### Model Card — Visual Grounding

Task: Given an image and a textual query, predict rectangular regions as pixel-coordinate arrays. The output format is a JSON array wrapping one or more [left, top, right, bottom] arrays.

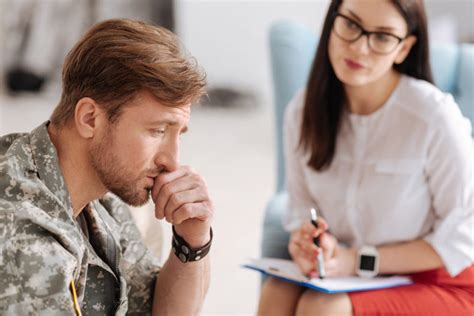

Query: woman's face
[[328, 0, 417, 87]]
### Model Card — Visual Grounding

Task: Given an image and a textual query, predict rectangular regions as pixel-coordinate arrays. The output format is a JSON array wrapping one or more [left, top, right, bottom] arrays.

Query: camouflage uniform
[[0, 122, 161, 315]]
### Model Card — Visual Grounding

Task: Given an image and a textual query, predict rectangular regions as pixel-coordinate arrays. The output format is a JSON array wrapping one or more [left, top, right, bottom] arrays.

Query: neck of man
[[344, 70, 401, 115], [48, 122, 108, 217]]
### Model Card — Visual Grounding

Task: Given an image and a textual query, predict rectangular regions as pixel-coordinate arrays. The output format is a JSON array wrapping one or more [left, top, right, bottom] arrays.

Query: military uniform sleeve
[[0, 202, 78, 315], [100, 195, 162, 314]]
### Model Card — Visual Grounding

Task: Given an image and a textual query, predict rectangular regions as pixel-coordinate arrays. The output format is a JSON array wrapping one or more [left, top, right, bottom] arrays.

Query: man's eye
[[151, 129, 165, 136]]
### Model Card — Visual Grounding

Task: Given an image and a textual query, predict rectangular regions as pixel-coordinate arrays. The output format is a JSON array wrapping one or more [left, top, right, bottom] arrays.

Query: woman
[[258, 0, 473, 315]]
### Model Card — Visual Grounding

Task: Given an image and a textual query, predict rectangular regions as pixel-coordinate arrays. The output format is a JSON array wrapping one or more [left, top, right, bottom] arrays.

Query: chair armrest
[[269, 20, 318, 192], [457, 44, 474, 130], [261, 191, 291, 259]]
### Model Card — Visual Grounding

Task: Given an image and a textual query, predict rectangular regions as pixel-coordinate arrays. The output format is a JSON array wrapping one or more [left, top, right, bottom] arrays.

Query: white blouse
[[283, 75, 473, 277]]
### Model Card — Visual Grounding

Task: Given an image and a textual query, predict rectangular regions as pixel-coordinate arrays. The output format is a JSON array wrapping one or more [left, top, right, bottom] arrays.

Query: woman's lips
[[344, 58, 365, 70]]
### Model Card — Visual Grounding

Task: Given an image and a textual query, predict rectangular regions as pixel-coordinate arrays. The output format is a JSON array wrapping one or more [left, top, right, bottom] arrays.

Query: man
[[0, 19, 212, 315]]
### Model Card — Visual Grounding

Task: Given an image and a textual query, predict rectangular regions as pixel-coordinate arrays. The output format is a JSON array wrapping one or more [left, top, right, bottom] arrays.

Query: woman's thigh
[[258, 277, 306, 316]]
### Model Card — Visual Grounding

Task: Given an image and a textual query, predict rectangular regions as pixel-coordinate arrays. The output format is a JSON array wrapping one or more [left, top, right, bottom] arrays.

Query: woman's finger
[[319, 233, 338, 260], [294, 256, 316, 276]]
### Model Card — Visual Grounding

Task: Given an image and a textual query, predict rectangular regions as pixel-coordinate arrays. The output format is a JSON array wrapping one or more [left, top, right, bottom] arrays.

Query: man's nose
[[155, 138, 180, 173]]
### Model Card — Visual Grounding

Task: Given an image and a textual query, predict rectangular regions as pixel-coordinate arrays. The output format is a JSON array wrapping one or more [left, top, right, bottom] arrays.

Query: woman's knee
[[295, 291, 353, 316]]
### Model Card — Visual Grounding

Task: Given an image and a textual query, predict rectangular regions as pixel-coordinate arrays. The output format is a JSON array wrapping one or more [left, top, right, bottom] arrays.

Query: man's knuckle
[[178, 203, 188, 212], [169, 193, 179, 205], [182, 165, 192, 173], [162, 184, 172, 196], [190, 174, 199, 182]]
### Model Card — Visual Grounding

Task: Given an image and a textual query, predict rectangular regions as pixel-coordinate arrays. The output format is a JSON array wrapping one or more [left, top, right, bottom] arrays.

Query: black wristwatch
[[172, 226, 213, 263]]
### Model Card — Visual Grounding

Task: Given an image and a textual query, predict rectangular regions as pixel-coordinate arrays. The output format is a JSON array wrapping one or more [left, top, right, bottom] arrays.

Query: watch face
[[360, 254, 376, 271]]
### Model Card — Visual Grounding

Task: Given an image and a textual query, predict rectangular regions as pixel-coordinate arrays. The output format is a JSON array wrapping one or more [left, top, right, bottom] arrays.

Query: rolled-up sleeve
[[423, 94, 474, 277]]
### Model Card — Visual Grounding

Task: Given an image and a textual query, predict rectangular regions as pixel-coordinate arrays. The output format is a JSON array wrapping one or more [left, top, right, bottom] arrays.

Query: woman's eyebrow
[[346, 9, 363, 23], [346, 8, 397, 32]]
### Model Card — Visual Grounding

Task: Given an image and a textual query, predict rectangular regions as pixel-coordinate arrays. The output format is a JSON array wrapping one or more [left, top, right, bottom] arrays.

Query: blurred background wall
[[176, 0, 474, 110], [0, 1, 472, 315], [2, 0, 472, 104]]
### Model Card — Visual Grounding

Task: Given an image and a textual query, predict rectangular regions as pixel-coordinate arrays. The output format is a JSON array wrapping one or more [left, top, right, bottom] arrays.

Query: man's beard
[[89, 132, 152, 207]]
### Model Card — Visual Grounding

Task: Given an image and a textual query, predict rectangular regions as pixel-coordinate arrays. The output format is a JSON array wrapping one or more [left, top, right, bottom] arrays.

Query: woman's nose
[[349, 34, 371, 55]]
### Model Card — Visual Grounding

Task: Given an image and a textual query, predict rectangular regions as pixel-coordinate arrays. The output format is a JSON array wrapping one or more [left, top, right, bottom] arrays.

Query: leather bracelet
[[172, 226, 213, 263]]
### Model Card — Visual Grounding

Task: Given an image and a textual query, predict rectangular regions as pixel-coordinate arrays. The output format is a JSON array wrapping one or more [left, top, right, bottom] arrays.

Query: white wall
[[175, 0, 474, 107], [425, 0, 474, 43], [175, 0, 330, 105]]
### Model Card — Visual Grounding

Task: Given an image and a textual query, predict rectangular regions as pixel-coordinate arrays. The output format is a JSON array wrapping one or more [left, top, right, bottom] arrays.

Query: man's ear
[[74, 97, 104, 139], [394, 35, 417, 65]]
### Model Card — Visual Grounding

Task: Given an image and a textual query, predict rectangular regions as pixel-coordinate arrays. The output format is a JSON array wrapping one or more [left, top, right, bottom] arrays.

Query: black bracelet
[[172, 226, 213, 263]]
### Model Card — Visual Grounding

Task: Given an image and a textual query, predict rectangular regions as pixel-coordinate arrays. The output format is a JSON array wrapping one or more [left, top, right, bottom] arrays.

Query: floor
[[0, 90, 276, 315]]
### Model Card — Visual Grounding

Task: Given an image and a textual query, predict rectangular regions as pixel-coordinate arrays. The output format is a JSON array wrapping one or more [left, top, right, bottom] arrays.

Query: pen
[[310, 207, 326, 279]]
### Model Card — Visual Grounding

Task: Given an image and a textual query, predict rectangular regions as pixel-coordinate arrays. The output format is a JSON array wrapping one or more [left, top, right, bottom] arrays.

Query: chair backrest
[[269, 20, 474, 193]]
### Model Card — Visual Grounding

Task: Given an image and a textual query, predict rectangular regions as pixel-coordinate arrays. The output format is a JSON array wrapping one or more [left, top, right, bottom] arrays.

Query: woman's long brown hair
[[300, 0, 433, 171]]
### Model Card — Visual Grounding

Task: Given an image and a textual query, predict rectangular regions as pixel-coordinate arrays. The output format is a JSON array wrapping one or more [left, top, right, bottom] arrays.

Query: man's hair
[[51, 18, 206, 126]]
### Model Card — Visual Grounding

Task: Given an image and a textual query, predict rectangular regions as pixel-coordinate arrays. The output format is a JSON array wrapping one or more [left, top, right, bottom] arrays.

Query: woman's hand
[[319, 233, 357, 278], [288, 218, 357, 278], [288, 219, 328, 276]]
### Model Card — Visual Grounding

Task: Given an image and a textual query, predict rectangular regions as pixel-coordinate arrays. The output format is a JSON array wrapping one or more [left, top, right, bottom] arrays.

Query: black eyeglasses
[[332, 13, 406, 54]]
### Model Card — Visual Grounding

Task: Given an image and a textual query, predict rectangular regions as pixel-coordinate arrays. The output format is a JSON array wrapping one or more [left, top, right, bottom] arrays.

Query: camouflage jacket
[[0, 122, 161, 315]]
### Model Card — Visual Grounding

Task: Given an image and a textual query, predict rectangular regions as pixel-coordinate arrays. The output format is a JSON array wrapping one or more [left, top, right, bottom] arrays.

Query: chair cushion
[[430, 44, 459, 94]]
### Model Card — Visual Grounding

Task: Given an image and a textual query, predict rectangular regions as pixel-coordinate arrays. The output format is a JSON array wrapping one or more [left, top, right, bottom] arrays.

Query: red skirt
[[349, 265, 474, 316]]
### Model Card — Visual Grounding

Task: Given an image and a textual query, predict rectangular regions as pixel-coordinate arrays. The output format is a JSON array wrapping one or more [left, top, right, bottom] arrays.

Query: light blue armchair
[[261, 20, 474, 260]]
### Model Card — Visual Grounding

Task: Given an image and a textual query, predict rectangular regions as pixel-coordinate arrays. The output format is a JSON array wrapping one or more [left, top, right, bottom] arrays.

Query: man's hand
[[151, 166, 213, 248]]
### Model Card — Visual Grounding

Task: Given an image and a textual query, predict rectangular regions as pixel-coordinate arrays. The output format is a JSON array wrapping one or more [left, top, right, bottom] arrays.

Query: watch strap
[[172, 226, 213, 263]]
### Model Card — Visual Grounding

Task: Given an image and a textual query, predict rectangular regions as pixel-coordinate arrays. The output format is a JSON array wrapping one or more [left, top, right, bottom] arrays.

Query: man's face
[[89, 90, 190, 206]]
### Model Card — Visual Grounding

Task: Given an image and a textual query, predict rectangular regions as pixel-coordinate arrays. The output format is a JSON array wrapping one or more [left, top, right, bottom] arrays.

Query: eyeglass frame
[[332, 12, 408, 55]]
